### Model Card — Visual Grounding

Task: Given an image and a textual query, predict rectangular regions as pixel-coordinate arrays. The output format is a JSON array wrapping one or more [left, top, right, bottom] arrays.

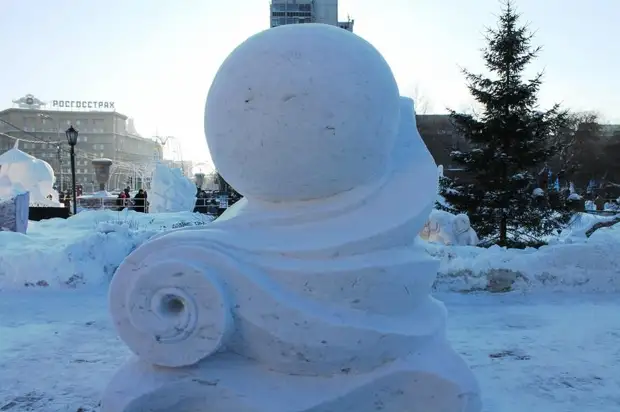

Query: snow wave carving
[[103, 23, 480, 412]]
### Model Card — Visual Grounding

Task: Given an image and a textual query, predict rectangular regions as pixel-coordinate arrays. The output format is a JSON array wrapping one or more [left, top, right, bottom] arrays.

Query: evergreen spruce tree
[[439, 0, 570, 247]]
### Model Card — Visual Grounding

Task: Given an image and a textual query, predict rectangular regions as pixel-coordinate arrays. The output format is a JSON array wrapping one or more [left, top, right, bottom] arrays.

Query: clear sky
[[1, 0, 618, 163]]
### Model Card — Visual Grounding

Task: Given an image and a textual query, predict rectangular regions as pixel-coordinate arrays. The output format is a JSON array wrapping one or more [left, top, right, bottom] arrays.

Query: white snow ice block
[[148, 163, 197, 213], [0, 191, 29, 233], [103, 23, 481, 412]]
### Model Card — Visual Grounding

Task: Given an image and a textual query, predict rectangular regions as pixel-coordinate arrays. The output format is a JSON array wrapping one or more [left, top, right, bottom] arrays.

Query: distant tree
[[600, 131, 620, 195], [439, 0, 571, 247], [552, 112, 604, 188], [411, 84, 431, 114]]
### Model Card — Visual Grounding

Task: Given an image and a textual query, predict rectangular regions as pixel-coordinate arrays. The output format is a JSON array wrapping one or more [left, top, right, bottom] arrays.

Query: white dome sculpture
[[0, 141, 58, 204], [205, 24, 400, 203]]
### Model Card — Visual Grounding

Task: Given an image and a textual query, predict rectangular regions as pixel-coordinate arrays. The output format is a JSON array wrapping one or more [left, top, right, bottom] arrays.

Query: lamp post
[[65, 125, 79, 215]]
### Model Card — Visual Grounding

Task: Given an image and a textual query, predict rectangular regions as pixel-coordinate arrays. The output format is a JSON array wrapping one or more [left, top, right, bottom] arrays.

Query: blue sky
[[1, 0, 618, 162]]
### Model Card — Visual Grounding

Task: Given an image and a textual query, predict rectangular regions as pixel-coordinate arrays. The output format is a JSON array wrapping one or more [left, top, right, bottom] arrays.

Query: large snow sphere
[[205, 23, 400, 202]]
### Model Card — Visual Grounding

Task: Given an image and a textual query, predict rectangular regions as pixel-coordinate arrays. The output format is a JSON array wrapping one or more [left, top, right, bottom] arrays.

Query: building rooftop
[[0, 107, 129, 120]]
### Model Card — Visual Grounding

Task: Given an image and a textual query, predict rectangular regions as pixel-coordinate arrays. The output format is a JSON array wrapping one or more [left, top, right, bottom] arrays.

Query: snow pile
[[148, 163, 197, 213], [0, 210, 213, 290], [556, 212, 620, 241], [429, 220, 620, 293], [1, 206, 618, 295], [0, 143, 60, 206]]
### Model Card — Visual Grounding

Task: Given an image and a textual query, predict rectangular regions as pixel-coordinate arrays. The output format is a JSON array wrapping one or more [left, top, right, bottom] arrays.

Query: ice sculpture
[[0, 142, 59, 205], [102, 24, 481, 412], [420, 209, 479, 246], [148, 163, 196, 213]]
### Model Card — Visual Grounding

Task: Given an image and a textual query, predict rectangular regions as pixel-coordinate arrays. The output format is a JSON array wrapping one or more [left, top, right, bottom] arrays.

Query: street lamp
[[65, 125, 79, 215]]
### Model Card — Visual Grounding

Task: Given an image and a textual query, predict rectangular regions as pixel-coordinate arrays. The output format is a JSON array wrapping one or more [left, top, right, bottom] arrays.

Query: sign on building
[[52, 100, 115, 110]]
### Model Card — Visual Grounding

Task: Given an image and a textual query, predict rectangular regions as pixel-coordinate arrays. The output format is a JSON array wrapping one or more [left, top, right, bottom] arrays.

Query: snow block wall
[[102, 24, 481, 412]]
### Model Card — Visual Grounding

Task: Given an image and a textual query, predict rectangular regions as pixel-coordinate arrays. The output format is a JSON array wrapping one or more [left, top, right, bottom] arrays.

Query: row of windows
[[16, 136, 90, 149], [21, 126, 106, 134], [271, 17, 313, 26], [271, 11, 312, 17], [61, 169, 93, 175], [271, 3, 312, 12]]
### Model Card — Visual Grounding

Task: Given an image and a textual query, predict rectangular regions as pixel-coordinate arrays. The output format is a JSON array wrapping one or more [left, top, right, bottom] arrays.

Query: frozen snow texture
[[0, 143, 59, 205], [429, 219, 620, 293], [148, 163, 196, 213], [205, 24, 400, 203], [420, 209, 479, 246], [103, 24, 480, 412]]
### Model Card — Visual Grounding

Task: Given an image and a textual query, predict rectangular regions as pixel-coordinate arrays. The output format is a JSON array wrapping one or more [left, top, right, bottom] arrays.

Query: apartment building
[[269, 0, 354, 31], [0, 94, 163, 192]]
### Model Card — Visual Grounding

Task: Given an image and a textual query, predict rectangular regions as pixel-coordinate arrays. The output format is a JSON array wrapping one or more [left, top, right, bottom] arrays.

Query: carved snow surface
[[0, 143, 59, 205], [148, 163, 197, 213], [103, 23, 480, 412]]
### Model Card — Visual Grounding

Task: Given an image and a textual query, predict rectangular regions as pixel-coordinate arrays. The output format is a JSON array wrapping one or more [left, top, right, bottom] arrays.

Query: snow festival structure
[[0, 141, 59, 206], [102, 24, 481, 411], [148, 162, 197, 213]]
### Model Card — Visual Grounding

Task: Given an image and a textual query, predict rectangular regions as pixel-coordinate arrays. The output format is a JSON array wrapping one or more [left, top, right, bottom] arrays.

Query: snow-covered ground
[[1, 291, 618, 412], [1, 210, 619, 411]]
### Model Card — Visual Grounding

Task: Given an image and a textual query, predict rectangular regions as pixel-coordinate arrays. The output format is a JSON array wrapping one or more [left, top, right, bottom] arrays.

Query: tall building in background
[[270, 0, 354, 32], [0, 94, 163, 192]]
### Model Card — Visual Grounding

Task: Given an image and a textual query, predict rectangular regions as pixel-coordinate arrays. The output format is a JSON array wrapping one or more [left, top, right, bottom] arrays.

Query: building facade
[[269, 0, 354, 32], [0, 95, 163, 193]]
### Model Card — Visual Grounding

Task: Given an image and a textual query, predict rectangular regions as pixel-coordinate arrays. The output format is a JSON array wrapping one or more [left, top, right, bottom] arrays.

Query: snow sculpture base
[[105, 350, 474, 412], [103, 23, 480, 412]]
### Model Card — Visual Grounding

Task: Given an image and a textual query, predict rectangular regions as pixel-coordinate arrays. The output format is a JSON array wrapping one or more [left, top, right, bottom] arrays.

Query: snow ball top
[[204, 23, 400, 202]]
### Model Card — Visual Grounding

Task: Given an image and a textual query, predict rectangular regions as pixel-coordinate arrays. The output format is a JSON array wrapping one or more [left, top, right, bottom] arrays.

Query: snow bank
[[2, 207, 619, 294], [430, 220, 620, 293], [0, 210, 214, 290], [557, 212, 620, 241]]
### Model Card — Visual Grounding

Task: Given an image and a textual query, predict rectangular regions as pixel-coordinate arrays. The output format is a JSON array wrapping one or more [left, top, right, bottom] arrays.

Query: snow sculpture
[[0, 142, 59, 205], [420, 209, 479, 246], [102, 24, 481, 412], [148, 163, 196, 213], [0, 191, 29, 233]]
